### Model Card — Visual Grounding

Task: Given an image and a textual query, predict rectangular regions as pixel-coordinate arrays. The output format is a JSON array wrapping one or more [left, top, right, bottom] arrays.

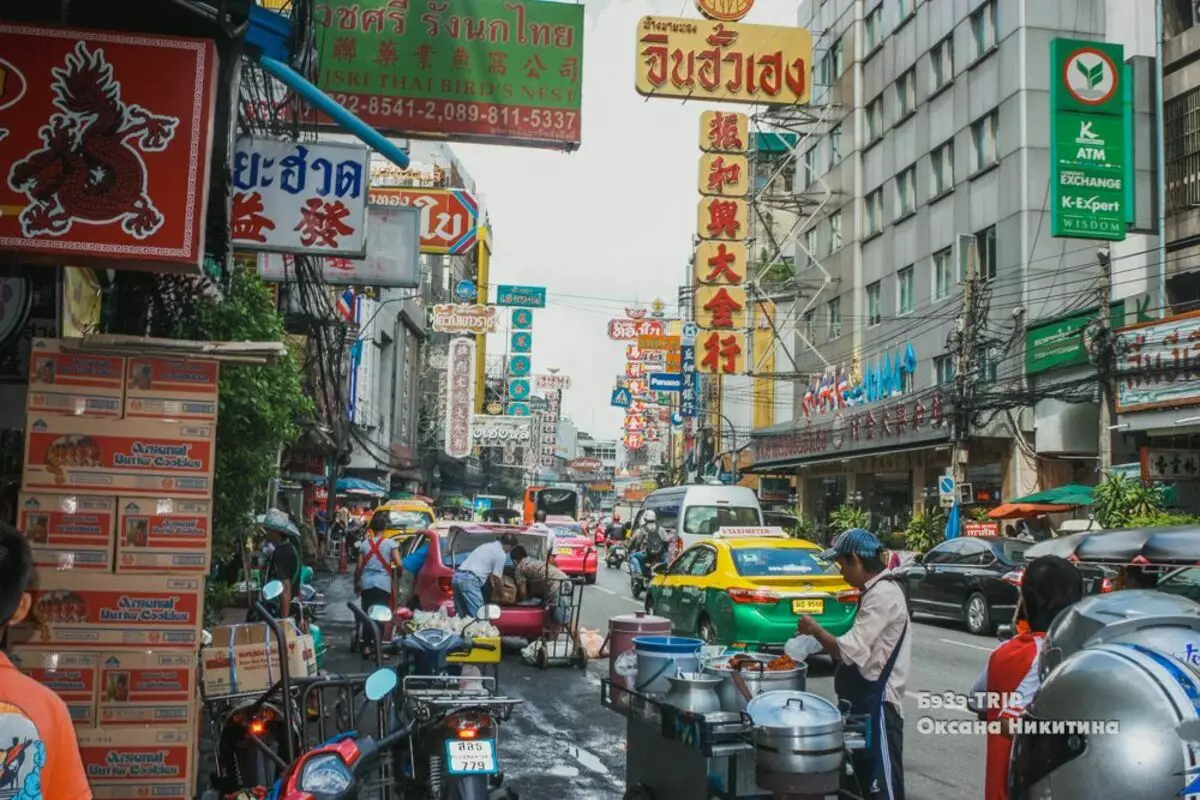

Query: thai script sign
[[232, 137, 369, 256], [1115, 312, 1200, 413], [568, 457, 603, 472], [635, 17, 812, 106], [496, 284, 547, 308], [445, 337, 476, 458], [536, 374, 572, 391], [368, 187, 479, 253], [315, 0, 584, 149], [0, 25, 217, 273], [431, 304, 497, 334], [472, 415, 533, 444], [608, 318, 665, 340]]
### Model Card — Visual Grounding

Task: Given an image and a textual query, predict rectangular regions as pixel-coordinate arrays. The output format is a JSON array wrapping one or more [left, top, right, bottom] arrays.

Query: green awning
[[1008, 484, 1094, 506], [754, 131, 799, 154]]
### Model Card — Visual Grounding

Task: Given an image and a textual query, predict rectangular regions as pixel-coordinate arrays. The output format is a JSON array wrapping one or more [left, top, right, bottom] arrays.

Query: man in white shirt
[[797, 528, 911, 800], [453, 532, 518, 618]]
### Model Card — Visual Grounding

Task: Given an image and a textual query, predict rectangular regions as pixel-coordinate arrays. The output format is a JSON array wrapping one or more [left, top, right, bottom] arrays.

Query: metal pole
[[1097, 246, 1114, 474], [952, 244, 976, 488], [1155, 0, 1168, 316]]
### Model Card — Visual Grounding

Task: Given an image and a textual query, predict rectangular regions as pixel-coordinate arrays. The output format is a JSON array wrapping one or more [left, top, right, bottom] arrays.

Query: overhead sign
[[315, 0, 584, 149], [1049, 38, 1127, 241], [1115, 312, 1200, 413], [232, 137, 370, 256], [508, 378, 530, 400], [536, 374, 572, 391], [431, 304, 497, 334], [638, 334, 681, 352], [635, 17, 812, 106], [368, 187, 479, 253], [445, 337, 476, 458], [508, 355, 531, 376], [455, 279, 478, 302], [1025, 302, 1125, 374], [472, 415, 533, 445], [511, 331, 532, 353], [496, 285, 547, 308], [611, 387, 632, 408], [511, 308, 534, 329], [609, 318, 666, 340], [649, 373, 684, 392], [0, 26, 217, 273]]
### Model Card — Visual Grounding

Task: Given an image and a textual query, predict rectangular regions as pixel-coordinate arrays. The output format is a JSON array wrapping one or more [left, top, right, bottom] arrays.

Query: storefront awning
[[988, 503, 1076, 519], [744, 441, 951, 473], [333, 477, 388, 497]]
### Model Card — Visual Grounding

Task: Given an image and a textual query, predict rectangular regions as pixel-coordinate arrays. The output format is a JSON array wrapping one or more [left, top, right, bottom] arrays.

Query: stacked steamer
[[13, 339, 217, 800]]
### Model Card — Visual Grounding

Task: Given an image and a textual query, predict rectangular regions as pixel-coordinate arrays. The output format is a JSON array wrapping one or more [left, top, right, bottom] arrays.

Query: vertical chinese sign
[[445, 337, 476, 458]]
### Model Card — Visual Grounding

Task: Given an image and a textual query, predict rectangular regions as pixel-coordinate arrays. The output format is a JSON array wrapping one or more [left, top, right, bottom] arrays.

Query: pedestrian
[[796, 528, 910, 800], [968, 555, 1082, 800], [313, 502, 329, 558], [262, 509, 302, 621], [355, 514, 400, 658], [453, 532, 518, 619], [529, 509, 555, 550]]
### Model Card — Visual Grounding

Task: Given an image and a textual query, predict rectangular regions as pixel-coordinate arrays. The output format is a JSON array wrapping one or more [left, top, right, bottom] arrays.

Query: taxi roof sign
[[714, 526, 788, 539]]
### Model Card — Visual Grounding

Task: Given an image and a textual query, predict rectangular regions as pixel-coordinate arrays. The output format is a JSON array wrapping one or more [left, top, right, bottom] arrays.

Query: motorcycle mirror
[[261, 580, 284, 601], [368, 605, 394, 623], [476, 604, 502, 622], [364, 668, 397, 701]]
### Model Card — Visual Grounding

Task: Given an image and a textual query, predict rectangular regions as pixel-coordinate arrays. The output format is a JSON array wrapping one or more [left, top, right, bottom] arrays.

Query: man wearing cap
[[797, 528, 910, 800]]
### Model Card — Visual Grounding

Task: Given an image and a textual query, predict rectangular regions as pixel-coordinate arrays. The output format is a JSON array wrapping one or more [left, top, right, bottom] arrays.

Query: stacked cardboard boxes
[[13, 338, 219, 799]]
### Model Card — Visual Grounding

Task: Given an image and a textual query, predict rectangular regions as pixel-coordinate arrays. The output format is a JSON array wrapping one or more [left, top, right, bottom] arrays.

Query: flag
[[903, 340, 918, 374], [802, 381, 815, 416], [337, 289, 356, 323], [945, 503, 961, 540], [836, 369, 849, 407]]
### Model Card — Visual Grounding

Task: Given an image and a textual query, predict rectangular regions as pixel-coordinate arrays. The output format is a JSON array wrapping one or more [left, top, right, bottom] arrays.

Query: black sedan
[[895, 536, 1112, 635]]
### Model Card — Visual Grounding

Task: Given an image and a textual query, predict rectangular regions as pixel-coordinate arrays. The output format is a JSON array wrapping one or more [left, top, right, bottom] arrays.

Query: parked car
[[546, 521, 598, 584], [894, 536, 1113, 636]]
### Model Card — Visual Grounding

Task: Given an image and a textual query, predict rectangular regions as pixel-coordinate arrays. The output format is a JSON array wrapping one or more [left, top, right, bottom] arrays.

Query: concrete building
[[750, 0, 1156, 532]]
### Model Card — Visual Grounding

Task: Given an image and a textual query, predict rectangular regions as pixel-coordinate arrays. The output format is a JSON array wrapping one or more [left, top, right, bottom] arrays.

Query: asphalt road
[[310, 560, 991, 799]]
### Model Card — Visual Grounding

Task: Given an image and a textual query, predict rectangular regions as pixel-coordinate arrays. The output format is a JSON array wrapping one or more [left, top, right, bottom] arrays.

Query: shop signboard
[[964, 521, 1001, 537], [511, 308, 534, 329], [1140, 447, 1200, 481], [232, 137, 370, 256], [471, 415, 533, 445], [511, 331, 533, 353], [314, 0, 584, 149], [697, 197, 749, 241], [0, 26, 218, 273], [695, 0, 755, 22], [697, 331, 746, 375], [257, 205, 421, 287], [431, 304, 497, 334], [1115, 312, 1200, 413], [496, 285, 547, 308], [698, 153, 750, 197], [536, 374, 572, 391], [638, 334, 681, 352], [508, 378, 530, 400], [626, 345, 665, 365], [508, 355, 531, 376], [681, 343, 699, 417], [507, 402, 530, 416], [694, 241, 748, 285], [648, 373, 684, 392], [1025, 301, 1126, 374], [568, 457, 603, 472], [368, 187, 479, 254], [455, 279, 477, 301], [699, 111, 749, 152], [608, 318, 665, 340], [445, 337, 475, 458], [1049, 38, 1128, 241]]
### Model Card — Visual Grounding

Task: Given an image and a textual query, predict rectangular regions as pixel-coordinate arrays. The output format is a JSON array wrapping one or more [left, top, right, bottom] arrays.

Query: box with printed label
[[8, 648, 99, 727], [10, 572, 203, 650], [124, 356, 220, 421], [98, 651, 196, 726], [25, 338, 125, 418], [77, 726, 194, 800], [17, 493, 116, 571], [22, 415, 215, 497], [116, 496, 211, 574], [199, 620, 317, 697]]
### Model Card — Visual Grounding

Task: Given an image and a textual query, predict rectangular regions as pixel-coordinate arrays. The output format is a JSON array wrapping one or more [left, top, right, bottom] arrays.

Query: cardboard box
[[22, 415, 215, 497], [200, 620, 317, 698], [116, 496, 211, 574], [8, 648, 99, 727], [10, 572, 204, 650], [124, 356, 219, 421], [77, 726, 194, 800], [25, 338, 125, 418], [98, 651, 195, 727], [17, 493, 117, 571]]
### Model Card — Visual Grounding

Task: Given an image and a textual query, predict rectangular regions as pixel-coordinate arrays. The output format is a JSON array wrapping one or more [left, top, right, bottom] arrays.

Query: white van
[[633, 484, 764, 550]]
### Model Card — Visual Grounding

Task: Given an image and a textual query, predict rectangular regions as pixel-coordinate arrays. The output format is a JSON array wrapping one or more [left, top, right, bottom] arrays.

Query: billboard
[[368, 187, 479, 253], [431, 304, 497, 334], [445, 337, 476, 458]]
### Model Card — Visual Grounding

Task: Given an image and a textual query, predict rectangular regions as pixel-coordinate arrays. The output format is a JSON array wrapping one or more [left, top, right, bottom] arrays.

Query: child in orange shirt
[[0, 521, 92, 800]]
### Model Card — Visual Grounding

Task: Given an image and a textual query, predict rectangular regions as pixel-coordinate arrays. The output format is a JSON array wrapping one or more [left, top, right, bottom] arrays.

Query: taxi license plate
[[792, 598, 825, 615], [446, 739, 498, 775], [555, 547, 573, 556]]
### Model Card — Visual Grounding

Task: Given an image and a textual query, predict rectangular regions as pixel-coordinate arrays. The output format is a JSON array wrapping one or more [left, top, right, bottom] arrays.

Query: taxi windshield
[[552, 524, 584, 538], [731, 547, 840, 578], [379, 510, 432, 530]]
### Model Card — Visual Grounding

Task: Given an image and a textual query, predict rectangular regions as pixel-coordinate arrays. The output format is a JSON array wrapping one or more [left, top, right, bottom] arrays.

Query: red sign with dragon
[[0, 25, 218, 272]]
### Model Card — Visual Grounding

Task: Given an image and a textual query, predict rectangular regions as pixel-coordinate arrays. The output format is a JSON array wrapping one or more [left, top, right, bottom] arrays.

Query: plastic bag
[[784, 634, 823, 661], [579, 628, 605, 659]]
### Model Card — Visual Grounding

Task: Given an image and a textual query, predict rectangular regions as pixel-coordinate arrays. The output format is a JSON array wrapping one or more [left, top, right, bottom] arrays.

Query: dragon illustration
[[0, 739, 30, 791], [7, 41, 179, 240]]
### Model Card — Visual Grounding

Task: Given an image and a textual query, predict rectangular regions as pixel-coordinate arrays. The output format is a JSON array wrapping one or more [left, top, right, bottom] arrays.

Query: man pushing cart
[[511, 545, 588, 669]]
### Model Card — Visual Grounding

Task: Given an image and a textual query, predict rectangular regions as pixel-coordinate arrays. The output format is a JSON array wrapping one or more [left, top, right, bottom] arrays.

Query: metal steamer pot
[[745, 690, 845, 794], [704, 654, 807, 712]]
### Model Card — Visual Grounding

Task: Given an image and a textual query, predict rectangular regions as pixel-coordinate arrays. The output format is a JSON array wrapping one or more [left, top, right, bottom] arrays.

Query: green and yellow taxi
[[644, 530, 860, 648], [370, 499, 435, 541]]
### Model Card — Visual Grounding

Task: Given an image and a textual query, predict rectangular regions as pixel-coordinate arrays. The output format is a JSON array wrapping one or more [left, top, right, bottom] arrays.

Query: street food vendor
[[796, 528, 910, 800]]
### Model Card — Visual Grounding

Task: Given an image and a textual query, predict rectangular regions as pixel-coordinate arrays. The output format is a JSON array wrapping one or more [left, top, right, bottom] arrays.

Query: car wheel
[[965, 592, 993, 636], [697, 615, 717, 644], [585, 573, 596, 585]]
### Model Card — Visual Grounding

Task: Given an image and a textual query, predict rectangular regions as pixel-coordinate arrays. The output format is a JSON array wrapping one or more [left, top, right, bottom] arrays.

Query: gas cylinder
[[607, 611, 670, 706]]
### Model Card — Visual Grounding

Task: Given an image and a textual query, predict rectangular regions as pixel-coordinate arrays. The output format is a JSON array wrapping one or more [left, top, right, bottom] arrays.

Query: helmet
[[1011, 641, 1200, 798], [1040, 590, 1200, 682], [641, 510, 657, 526]]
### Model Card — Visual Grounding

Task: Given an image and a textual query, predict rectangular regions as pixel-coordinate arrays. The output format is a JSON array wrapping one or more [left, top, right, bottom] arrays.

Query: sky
[[454, 0, 798, 444]]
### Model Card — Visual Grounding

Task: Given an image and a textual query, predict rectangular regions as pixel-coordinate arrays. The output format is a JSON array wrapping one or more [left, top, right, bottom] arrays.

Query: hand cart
[[534, 575, 588, 669]]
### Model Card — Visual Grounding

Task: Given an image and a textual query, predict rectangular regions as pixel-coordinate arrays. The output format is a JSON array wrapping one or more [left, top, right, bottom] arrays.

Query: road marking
[[938, 638, 993, 653], [594, 586, 616, 596], [622, 597, 643, 605]]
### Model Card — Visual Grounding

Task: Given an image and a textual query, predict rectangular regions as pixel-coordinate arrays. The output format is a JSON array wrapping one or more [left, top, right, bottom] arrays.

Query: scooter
[[605, 542, 627, 570], [627, 551, 648, 599]]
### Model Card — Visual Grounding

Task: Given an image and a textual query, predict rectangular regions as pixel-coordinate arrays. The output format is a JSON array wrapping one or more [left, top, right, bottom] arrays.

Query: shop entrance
[[869, 471, 914, 538]]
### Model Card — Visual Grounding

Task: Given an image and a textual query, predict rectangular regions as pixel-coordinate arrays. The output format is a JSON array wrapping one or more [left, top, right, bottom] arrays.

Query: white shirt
[[835, 570, 912, 715], [528, 523, 555, 551], [459, 540, 509, 580]]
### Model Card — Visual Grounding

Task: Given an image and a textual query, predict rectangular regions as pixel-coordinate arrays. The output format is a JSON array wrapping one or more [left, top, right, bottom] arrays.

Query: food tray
[[447, 636, 502, 664]]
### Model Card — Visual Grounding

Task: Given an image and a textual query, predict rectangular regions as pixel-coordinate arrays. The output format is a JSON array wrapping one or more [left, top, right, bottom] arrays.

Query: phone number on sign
[[329, 95, 579, 137]]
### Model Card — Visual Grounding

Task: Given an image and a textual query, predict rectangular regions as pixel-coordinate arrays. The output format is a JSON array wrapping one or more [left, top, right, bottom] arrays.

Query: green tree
[[904, 508, 948, 554], [829, 504, 870, 533], [1093, 473, 1164, 529]]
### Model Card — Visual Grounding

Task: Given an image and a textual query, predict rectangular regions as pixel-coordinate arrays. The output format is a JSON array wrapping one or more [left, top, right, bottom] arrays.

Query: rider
[[605, 513, 626, 546], [629, 510, 668, 580]]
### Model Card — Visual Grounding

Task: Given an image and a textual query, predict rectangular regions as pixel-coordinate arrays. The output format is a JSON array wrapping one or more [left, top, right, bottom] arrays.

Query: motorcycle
[[627, 551, 649, 599], [605, 542, 627, 570]]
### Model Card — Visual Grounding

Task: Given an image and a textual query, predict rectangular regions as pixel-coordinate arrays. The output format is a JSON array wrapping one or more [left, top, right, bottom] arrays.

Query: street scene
[[2, 0, 1200, 799]]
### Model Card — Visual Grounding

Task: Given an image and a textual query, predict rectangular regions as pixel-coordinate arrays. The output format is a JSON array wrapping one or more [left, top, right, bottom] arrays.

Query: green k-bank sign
[[1026, 301, 1126, 374], [1049, 39, 1128, 241]]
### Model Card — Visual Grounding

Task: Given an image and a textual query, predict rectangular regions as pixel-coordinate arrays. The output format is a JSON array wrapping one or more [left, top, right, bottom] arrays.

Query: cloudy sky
[[455, 0, 798, 443]]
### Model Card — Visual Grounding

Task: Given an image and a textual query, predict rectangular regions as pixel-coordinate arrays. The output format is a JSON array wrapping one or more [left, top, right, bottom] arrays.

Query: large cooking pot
[[746, 690, 845, 777], [704, 653, 807, 712]]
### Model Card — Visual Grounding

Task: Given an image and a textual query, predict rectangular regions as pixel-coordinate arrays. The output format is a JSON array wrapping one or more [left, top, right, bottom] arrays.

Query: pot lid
[[746, 690, 843, 734]]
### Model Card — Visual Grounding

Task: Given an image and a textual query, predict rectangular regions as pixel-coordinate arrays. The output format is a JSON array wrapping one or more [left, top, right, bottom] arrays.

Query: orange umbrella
[[988, 503, 1075, 520]]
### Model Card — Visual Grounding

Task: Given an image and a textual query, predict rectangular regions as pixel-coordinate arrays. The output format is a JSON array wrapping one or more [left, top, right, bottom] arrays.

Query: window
[[971, 1, 997, 60], [865, 95, 884, 143], [901, 370, 914, 393], [687, 546, 718, 576], [976, 225, 997, 281], [866, 281, 882, 326], [804, 227, 818, 258], [897, 0, 913, 22], [895, 69, 915, 119], [934, 354, 955, 384], [977, 350, 998, 382], [803, 309, 816, 342], [829, 210, 842, 252], [830, 125, 843, 165], [864, 5, 883, 53], [731, 547, 839, 577], [971, 111, 998, 172], [895, 166, 916, 217], [931, 140, 954, 195], [865, 188, 884, 236], [931, 35, 953, 91], [684, 506, 760, 536], [933, 247, 954, 300], [831, 36, 845, 78], [897, 265, 914, 314], [804, 147, 816, 183], [827, 296, 842, 339]]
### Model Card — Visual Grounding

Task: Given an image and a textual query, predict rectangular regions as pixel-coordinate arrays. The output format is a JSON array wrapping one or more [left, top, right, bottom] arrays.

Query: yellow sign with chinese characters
[[700, 111, 750, 152], [697, 197, 749, 241], [753, 301, 776, 429], [636, 17, 813, 106], [696, 331, 747, 375], [694, 241, 748, 286], [694, 285, 749, 330], [699, 153, 750, 197]]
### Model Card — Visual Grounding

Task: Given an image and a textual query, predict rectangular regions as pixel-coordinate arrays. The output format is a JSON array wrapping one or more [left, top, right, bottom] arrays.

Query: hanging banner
[[431, 304, 497, 334], [368, 187, 479, 254], [445, 337, 476, 458]]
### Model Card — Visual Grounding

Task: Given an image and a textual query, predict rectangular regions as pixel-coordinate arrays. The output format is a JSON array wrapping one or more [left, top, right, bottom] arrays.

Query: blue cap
[[819, 528, 884, 562]]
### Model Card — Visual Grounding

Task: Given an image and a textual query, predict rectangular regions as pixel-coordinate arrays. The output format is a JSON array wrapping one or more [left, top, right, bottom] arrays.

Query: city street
[[315, 561, 991, 799]]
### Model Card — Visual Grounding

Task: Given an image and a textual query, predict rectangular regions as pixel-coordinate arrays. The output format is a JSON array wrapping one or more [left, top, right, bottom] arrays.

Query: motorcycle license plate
[[792, 598, 825, 614], [445, 739, 498, 775]]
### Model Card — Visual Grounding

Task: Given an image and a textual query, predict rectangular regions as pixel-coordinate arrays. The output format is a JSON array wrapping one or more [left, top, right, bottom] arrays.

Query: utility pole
[[1097, 246, 1113, 474], [952, 237, 977, 488]]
